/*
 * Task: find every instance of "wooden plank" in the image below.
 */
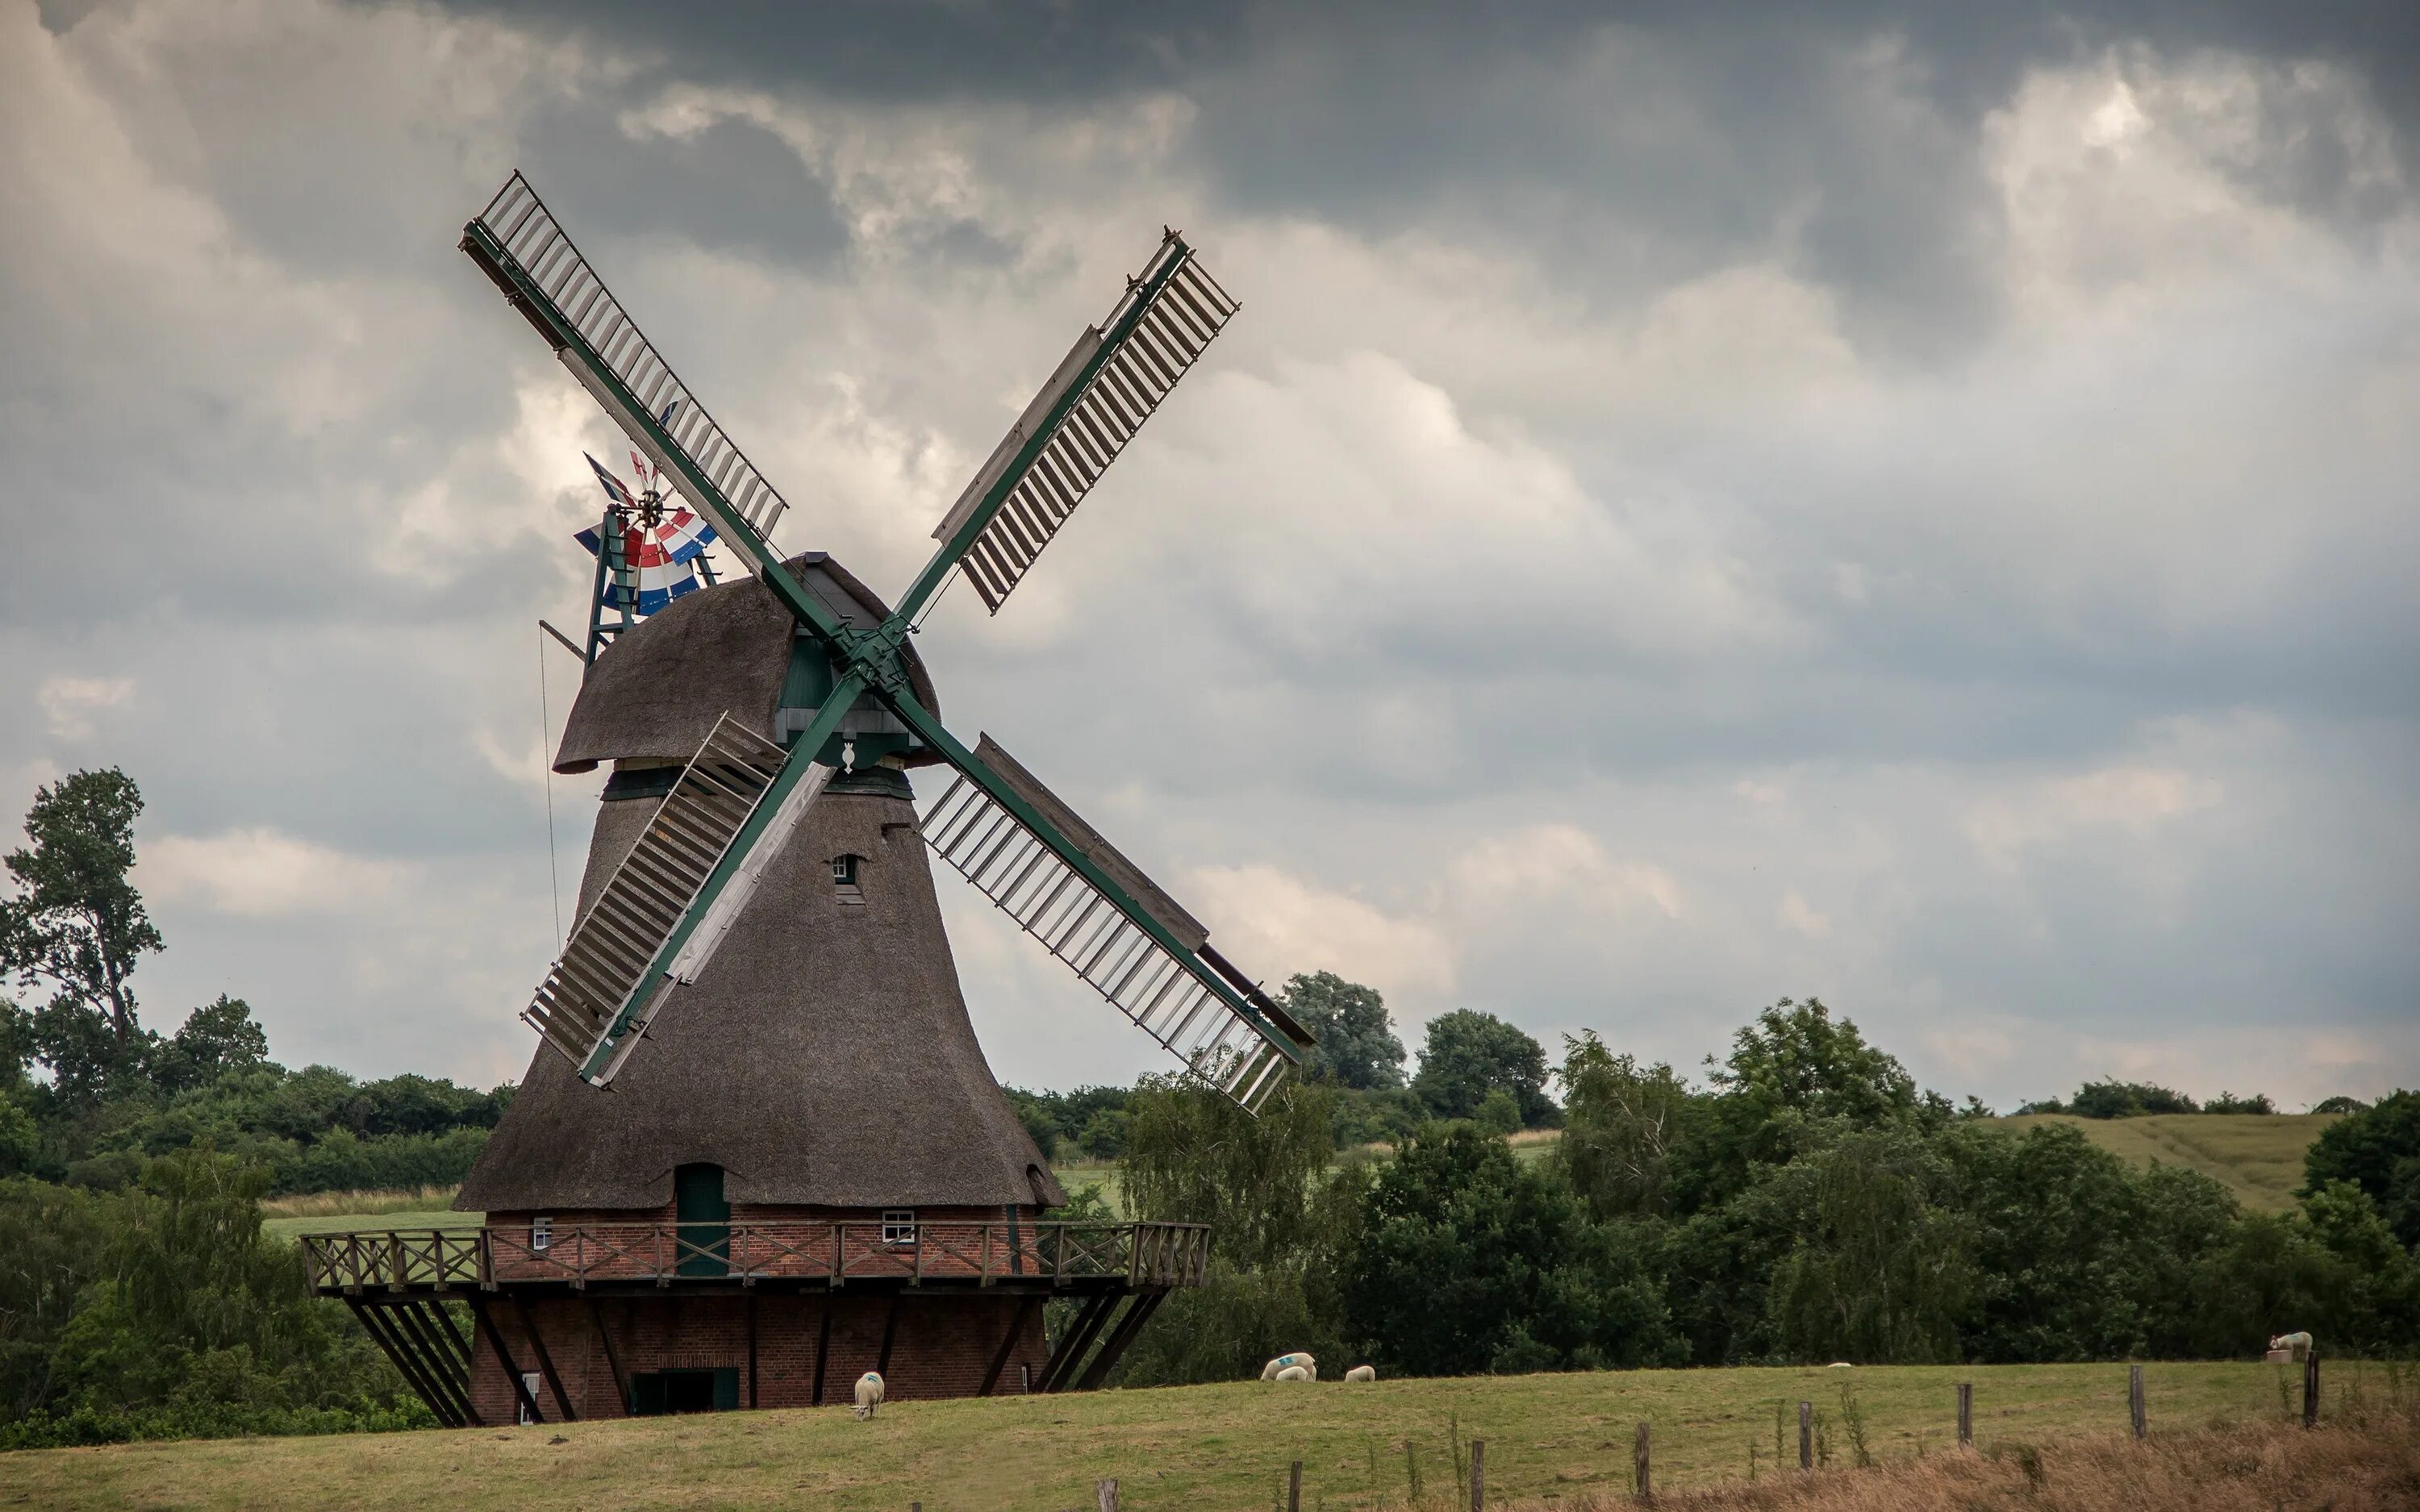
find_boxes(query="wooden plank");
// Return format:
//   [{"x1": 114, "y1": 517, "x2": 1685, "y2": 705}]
[
  {"x1": 1074, "y1": 1291, "x2": 1163, "y2": 1391},
  {"x1": 391, "y1": 1301, "x2": 476, "y2": 1427},
  {"x1": 348, "y1": 1299, "x2": 461, "y2": 1428}
]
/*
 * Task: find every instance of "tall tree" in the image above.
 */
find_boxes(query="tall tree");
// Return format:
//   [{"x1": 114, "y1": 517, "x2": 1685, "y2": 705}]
[
  {"x1": 1555, "y1": 1031, "x2": 1694, "y2": 1218},
  {"x1": 1279, "y1": 973, "x2": 1405, "y2": 1090},
  {"x1": 2304, "y1": 1089, "x2": 2420, "y2": 1249},
  {"x1": 0, "y1": 770, "x2": 163, "y2": 1097},
  {"x1": 1410, "y1": 1009, "x2": 1554, "y2": 1125}
]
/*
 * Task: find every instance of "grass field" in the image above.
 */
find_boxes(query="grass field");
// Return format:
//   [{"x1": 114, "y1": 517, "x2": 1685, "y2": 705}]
[
  {"x1": 1985, "y1": 1114, "x2": 2337, "y2": 1212},
  {"x1": 3, "y1": 1360, "x2": 2399, "y2": 1511}
]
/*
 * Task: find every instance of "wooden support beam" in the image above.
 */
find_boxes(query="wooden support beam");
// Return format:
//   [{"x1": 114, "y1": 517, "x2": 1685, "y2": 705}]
[
  {"x1": 391, "y1": 1300, "x2": 476, "y2": 1427},
  {"x1": 511, "y1": 1293, "x2": 578, "y2": 1422},
  {"x1": 427, "y1": 1297, "x2": 478, "y2": 1375},
  {"x1": 1074, "y1": 1290, "x2": 1165, "y2": 1392},
  {"x1": 875, "y1": 1293, "x2": 903, "y2": 1381},
  {"x1": 1040, "y1": 1291, "x2": 1118, "y2": 1393},
  {"x1": 980, "y1": 1296, "x2": 1039, "y2": 1397},
  {"x1": 349, "y1": 1298, "x2": 461, "y2": 1427},
  {"x1": 587, "y1": 1297, "x2": 628, "y2": 1415},
  {"x1": 811, "y1": 1297, "x2": 833, "y2": 1406},
  {"x1": 471, "y1": 1297, "x2": 545, "y2": 1425}
]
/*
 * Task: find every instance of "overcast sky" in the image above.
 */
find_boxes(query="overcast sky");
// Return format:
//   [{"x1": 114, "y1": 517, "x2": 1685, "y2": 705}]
[{"x1": 4, "y1": 0, "x2": 2415, "y2": 1109}]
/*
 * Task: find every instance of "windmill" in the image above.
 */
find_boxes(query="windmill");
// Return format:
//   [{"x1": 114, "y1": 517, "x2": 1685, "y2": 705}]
[
  {"x1": 465, "y1": 171, "x2": 1311, "y2": 1109},
  {"x1": 568, "y1": 444, "x2": 720, "y2": 663},
  {"x1": 299, "y1": 173, "x2": 1318, "y2": 1426}
]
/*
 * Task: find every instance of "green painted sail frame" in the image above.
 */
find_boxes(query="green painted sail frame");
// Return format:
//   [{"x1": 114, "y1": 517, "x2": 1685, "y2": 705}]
[{"x1": 462, "y1": 176, "x2": 1307, "y2": 1098}]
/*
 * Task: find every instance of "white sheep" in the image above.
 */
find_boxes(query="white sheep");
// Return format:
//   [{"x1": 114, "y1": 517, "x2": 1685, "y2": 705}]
[
  {"x1": 2269, "y1": 1331, "x2": 2314, "y2": 1360},
  {"x1": 1259, "y1": 1352, "x2": 1316, "y2": 1381},
  {"x1": 852, "y1": 1371, "x2": 884, "y2": 1419},
  {"x1": 1343, "y1": 1364, "x2": 1376, "y2": 1382},
  {"x1": 1274, "y1": 1365, "x2": 1312, "y2": 1382}
]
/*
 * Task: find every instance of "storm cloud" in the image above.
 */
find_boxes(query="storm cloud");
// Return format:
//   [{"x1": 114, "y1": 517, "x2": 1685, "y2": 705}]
[{"x1": 2, "y1": 0, "x2": 2414, "y2": 1106}]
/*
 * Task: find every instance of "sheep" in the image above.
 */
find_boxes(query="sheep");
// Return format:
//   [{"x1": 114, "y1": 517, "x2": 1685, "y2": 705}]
[
  {"x1": 1259, "y1": 1352, "x2": 1316, "y2": 1381},
  {"x1": 1274, "y1": 1365, "x2": 1312, "y2": 1382},
  {"x1": 1827, "y1": 1361, "x2": 1855, "y2": 1368},
  {"x1": 851, "y1": 1371, "x2": 884, "y2": 1419},
  {"x1": 2269, "y1": 1331, "x2": 2314, "y2": 1361},
  {"x1": 1343, "y1": 1365, "x2": 1376, "y2": 1382}
]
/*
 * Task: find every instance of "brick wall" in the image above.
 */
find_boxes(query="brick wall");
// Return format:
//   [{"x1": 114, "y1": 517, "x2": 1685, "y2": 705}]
[{"x1": 463, "y1": 1290, "x2": 1050, "y2": 1424}]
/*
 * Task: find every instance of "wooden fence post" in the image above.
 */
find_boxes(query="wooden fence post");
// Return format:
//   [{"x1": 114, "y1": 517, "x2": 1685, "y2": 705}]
[
  {"x1": 1957, "y1": 1381, "x2": 1972, "y2": 1447},
  {"x1": 1095, "y1": 1477, "x2": 1120, "y2": 1512},
  {"x1": 1798, "y1": 1400, "x2": 1813, "y2": 1470},
  {"x1": 1470, "y1": 1439, "x2": 1485, "y2": 1510},
  {"x1": 1288, "y1": 1460, "x2": 1302, "y2": 1512},
  {"x1": 1634, "y1": 1421, "x2": 1651, "y2": 1501},
  {"x1": 2129, "y1": 1365, "x2": 2146, "y2": 1439},
  {"x1": 2303, "y1": 1350, "x2": 2320, "y2": 1429}
]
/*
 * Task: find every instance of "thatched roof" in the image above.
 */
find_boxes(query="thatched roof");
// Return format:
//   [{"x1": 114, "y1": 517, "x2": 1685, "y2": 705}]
[
  {"x1": 457, "y1": 778, "x2": 1066, "y2": 1212},
  {"x1": 554, "y1": 554, "x2": 940, "y2": 775}
]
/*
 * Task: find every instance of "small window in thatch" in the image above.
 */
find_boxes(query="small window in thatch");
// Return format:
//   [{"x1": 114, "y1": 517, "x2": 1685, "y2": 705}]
[
  {"x1": 832, "y1": 853, "x2": 866, "y2": 904},
  {"x1": 881, "y1": 1209, "x2": 917, "y2": 1246}
]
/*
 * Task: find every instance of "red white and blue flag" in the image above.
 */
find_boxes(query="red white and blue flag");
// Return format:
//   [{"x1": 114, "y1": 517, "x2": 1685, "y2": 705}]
[{"x1": 573, "y1": 452, "x2": 719, "y2": 618}]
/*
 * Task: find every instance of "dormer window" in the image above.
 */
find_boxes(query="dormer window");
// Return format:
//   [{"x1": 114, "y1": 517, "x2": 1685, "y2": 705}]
[{"x1": 832, "y1": 854, "x2": 865, "y2": 904}]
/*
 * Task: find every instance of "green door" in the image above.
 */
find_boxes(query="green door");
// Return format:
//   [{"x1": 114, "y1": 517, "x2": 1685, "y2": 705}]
[{"x1": 674, "y1": 1163, "x2": 729, "y2": 1277}]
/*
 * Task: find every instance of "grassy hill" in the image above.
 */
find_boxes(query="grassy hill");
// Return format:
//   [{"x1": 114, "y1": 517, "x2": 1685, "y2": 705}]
[
  {"x1": 0, "y1": 1360, "x2": 2375, "y2": 1510},
  {"x1": 1985, "y1": 1113, "x2": 2337, "y2": 1212}
]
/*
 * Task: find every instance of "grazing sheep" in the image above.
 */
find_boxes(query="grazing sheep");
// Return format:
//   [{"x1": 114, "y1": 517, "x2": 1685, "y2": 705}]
[
  {"x1": 1259, "y1": 1352, "x2": 1317, "y2": 1381},
  {"x1": 1274, "y1": 1365, "x2": 1312, "y2": 1382},
  {"x1": 2270, "y1": 1331, "x2": 2314, "y2": 1360},
  {"x1": 1343, "y1": 1365, "x2": 1376, "y2": 1382},
  {"x1": 852, "y1": 1371, "x2": 884, "y2": 1419}
]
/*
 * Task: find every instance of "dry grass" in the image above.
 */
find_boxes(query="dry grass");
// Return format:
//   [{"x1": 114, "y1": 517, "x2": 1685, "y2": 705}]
[
  {"x1": 258, "y1": 1185, "x2": 461, "y2": 1218},
  {"x1": 1987, "y1": 1114, "x2": 2337, "y2": 1212},
  {"x1": 1500, "y1": 1411, "x2": 2420, "y2": 1512},
  {"x1": 8, "y1": 1361, "x2": 2401, "y2": 1511}
]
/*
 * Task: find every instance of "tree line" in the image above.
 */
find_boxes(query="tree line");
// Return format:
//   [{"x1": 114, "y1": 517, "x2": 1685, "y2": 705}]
[
  {"x1": 0, "y1": 770, "x2": 510, "y2": 1198},
  {"x1": 1107, "y1": 987, "x2": 2420, "y2": 1385}
]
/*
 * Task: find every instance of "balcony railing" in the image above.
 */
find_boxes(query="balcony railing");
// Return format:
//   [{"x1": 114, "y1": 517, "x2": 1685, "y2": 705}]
[{"x1": 301, "y1": 1221, "x2": 1210, "y2": 1294}]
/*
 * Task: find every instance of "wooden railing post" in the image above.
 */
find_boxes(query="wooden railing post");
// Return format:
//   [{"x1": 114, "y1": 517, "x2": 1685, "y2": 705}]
[
  {"x1": 1634, "y1": 1422, "x2": 1649, "y2": 1501},
  {"x1": 1957, "y1": 1381, "x2": 1972, "y2": 1447},
  {"x1": 2129, "y1": 1364, "x2": 2146, "y2": 1439},
  {"x1": 1471, "y1": 1438, "x2": 1486, "y2": 1510},
  {"x1": 2303, "y1": 1349, "x2": 2321, "y2": 1428}
]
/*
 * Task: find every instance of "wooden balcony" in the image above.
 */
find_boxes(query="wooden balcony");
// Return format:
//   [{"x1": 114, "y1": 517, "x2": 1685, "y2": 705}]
[{"x1": 302, "y1": 1220, "x2": 1211, "y2": 1297}]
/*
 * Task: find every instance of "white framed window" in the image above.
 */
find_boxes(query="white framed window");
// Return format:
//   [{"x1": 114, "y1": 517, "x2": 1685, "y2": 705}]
[
  {"x1": 518, "y1": 1371, "x2": 543, "y2": 1425},
  {"x1": 530, "y1": 1215, "x2": 553, "y2": 1252},
  {"x1": 881, "y1": 1208, "x2": 917, "y2": 1246},
  {"x1": 832, "y1": 854, "x2": 865, "y2": 903}
]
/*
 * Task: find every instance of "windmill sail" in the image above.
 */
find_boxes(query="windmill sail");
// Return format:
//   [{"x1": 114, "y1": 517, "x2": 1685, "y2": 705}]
[
  {"x1": 463, "y1": 173, "x2": 791, "y2": 556},
  {"x1": 526, "y1": 715, "x2": 828, "y2": 1085},
  {"x1": 928, "y1": 232, "x2": 1240, "y2": 614},
  {"x1": 916, "y1": 735, "x2": 1308, "y2": 1112}
]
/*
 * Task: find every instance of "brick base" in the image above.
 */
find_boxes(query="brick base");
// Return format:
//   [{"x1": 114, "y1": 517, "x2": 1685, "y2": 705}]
[{"x1": 465, "y1": 1292, "x2": 1049, "y2": 1423}]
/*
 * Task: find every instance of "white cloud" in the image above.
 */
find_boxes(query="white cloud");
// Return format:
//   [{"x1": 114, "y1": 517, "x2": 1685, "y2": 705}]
[
  {"x1": 1966, "y1": 765, "x2": 2225, "y2": 864},
  {"x1": 137, "y1": 828, "x2": 407, "y2": 917},
  {"x1": 1183, "y1": 862, "x2": 1457, "y2": 1006},
  {"x1": 37, "y1": 676, "x2": 133, "y2": 739},
  {"x1": 1778, "y1": 890, "x2": 1831, "y2": 939}
]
